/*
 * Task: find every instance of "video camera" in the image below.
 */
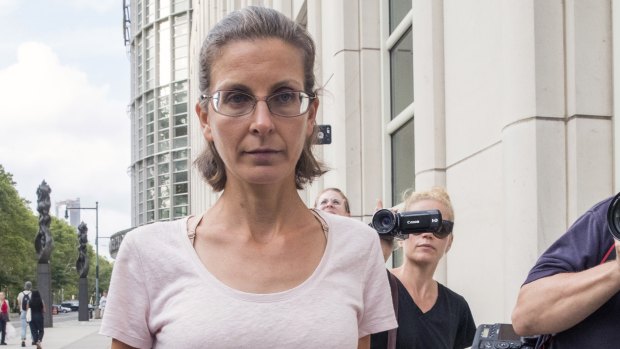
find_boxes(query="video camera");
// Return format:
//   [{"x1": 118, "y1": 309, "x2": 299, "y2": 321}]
[
  {"x1": 607, "y1": 192, "x2": 620, "y2": 240},
  {"x1": 370, "y1": 209, "x2": 451, "y2": 238}
]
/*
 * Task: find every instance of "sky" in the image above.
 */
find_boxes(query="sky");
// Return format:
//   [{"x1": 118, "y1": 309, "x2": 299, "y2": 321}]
[{"x1": 0, "y1": 0, "x2": 131, "y2": 260}]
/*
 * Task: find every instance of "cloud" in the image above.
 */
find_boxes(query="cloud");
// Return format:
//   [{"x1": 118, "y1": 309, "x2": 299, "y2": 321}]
[
  {"x1": 54, "y1": 0, "x2": 119, "y2": 13},
  {"x1": 0, "y1": 0, "x2": 17, "y2": 16},
  {"x1": 0, "y1": 42, "x2": 130, "y2": 258}
]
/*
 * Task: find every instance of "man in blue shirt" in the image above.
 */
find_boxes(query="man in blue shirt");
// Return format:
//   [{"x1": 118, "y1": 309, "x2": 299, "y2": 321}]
[{"x1": 512, "y1": 196, "x2": 620, "y2": 348}]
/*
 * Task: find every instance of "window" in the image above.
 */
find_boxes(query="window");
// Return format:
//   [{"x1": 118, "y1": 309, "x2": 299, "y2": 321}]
[
  {"x1": 383, "y1": 0, "x2": 415, "y2": 267},
  {"x1": 145, "y1": 92, "x2": 155, "y2": 156},
  {"x1": 389, "y1": 0, "x2": 411, "y2": 33},
  {"x1": 173, "y1": 14, "x2": 189, "y2": 80},
  {"x1": 159, "y1": 0, "x2": 171, "y2": 18},
  {"x1": 390, "y1": 28, "x2": 413, "y2": 119},
  {"x1": 391, "y1": 119, "x2": 415, "y2": 204},
  {"x1": 145, "y1": 28, "x2": 155, "y2": 90},
  {"x1": 145, "y1": 0, "x2": 155, "y2": 25},
  {"x1": 158, "y1": 20, "x2": 171, "y2": 85}
]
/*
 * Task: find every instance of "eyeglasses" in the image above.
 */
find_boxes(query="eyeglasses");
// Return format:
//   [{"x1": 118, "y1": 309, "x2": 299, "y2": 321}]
[
  {"x1": 405, "y1": 220, "x2": 454, "y2": 240},
  {"x1": 200, "y1": 90, "x2": 316, "y2": 117}
]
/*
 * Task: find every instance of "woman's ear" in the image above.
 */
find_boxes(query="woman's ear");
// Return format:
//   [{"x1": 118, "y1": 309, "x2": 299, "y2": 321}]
[
  {"x1": 444, "y1": 234, "x2": 454, "y2": 254},
  {"x1": 305, "y1": 98, "x2": 319, "y2": 138},
  {"x1": 196, "y1": 102, "x2": 213, "y2": 142}
]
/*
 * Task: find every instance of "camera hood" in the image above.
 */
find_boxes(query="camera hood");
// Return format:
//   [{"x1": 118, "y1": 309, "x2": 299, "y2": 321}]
[{"x1": 607, "y1": 192, "x2": 620, "y2": 240}]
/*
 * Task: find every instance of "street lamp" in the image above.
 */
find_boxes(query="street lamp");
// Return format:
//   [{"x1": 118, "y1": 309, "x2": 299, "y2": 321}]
[{"x1": 65, "y1": 201, "x2": 99, "y2": 312}]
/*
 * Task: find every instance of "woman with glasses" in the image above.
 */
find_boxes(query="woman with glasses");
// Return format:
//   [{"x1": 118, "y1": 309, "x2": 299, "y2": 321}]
[
  {"x1": 101, "y1": 6, "x2": 396, "y2": 349},
  {"x1": 314, "y1": 187, "x2": 351, "y2": 217},
  {"x1": 371, "y1": 187, "x2": 476, "y2": 349}
]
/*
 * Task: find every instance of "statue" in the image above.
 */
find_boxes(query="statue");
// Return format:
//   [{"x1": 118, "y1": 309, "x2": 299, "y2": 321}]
[
  {"x1": 35, "y1": 180, "x2": 54, "y2": 263},
  {"x1": 76, "y1": 222, "x2": 89, "y2": 278}
]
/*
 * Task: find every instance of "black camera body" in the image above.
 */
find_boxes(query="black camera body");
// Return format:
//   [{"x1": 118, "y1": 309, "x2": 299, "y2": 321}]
[
  {"x1": 472, "y1": 323, "x2": 537, "y2": 349},
  {"x1": 371, "y1": 209, "x2": 442, "y2": 236},
  {"x1": 607, "y1": 191, "x2": 620, "y2": 240}
]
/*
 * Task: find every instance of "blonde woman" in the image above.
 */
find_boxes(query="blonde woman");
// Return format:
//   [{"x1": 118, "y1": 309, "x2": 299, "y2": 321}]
[{"x1": 373, "y1": 187, "x2": 476, "y2": 349}]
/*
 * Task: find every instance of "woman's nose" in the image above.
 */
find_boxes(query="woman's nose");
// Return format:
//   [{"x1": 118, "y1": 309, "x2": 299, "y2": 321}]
[{"x1": 250, "y1": 100, "x2": 274, "y2": 135}]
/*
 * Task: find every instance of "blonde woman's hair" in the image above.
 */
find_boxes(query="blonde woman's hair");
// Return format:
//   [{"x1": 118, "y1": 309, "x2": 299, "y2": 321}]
[{"x1": 403, "y1": 186, "x2": 454, "y2": 221}]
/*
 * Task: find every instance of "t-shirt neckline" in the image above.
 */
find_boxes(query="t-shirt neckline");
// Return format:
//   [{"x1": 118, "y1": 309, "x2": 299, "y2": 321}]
[{"x1": 182, "y1": 210, "x2": 332, "y2": 303}]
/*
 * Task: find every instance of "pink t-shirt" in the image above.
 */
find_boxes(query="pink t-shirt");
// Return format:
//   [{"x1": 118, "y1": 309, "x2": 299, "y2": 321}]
[{"x1": 100, "y1": 211, "x2": 397, "y2": 348}]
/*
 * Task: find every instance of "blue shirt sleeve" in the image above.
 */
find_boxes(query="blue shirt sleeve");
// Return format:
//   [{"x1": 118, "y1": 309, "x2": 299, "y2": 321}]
[{"x1": 524, "y1": 197, "x2": 616, "y2": 285}]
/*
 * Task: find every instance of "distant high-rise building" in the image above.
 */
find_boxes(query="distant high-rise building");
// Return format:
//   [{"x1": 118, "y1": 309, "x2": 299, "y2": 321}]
[
  {"x1": 55, "y1": 198, "x2": 81, "y2": 228},
  {"x1": 124, "y1": 0, "x2": 192, "y2": 226}
]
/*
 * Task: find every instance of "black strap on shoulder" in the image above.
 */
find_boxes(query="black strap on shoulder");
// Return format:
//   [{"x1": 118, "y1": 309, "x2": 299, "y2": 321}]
[{"x1": 387, "y1": 271, "x2": 399, "y2": 349}]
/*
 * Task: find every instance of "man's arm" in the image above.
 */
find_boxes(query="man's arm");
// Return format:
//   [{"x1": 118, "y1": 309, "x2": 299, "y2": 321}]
[{"x1": 512, "y1": 241, "x2": 620, "y2": 336}]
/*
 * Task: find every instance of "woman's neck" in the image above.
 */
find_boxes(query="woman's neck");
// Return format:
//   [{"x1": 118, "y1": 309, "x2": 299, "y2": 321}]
[
  {"x1": 393, "y1": 260, "x2": 438, "y2": 295},
  {"x1": 204, "y1": 182, "x2": 312, "y2": 242}
]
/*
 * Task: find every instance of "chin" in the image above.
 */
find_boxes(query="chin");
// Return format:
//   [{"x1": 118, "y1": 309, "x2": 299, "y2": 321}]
[{"x1": 237, "y1": 166, "x2": 294, "y2": 184}]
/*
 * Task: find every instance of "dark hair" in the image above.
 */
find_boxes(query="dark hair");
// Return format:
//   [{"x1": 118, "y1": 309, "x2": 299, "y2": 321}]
[
  {"x1": 194, "y1": 6, "x2": 327, "y2": 192},
  {"x1": 29, "y1": 290, "x2": 44, "y2": 312}
]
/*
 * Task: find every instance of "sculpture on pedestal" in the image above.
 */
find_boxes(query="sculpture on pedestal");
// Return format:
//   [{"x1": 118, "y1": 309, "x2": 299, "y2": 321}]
[
  {"x1": 34, "y1": 180, "x2": 54, "y2": 327},
  {"x1": 76, "y1": 222, "x2": 89, "y2": 278},
  {"x1": 35, "y1": 181, "x2": 53, "y2": 263}
]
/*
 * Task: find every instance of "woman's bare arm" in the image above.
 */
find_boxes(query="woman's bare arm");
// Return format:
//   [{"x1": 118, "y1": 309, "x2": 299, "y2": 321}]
[
  {"x1": 111, "y1": 339, "x2": 139, "y2": 349},
  {"x1": 358, "y1": 335, "x2": 370, "y2": 349}
]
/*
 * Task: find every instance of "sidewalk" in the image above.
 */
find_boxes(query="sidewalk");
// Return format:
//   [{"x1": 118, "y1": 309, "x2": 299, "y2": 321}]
[{"x1": 3, "y1": 318, "x2": 110, "y2": 349}]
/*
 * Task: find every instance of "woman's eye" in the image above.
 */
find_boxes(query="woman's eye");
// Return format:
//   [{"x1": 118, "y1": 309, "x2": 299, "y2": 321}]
[
  {"x1": 273, "y1": 92, "x2": 296, "y2": 104},
  {"x1": 224, "y1": 92, "x2": 252, "y2": 105}
]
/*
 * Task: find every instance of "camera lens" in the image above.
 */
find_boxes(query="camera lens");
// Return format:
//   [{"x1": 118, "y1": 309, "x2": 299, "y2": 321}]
[
  {"x1": 607, "y1": 192, "x2": 620, "y2": 240},
  {"x1": 372, "y1": 209, "x2": 397, "y2": 235}
]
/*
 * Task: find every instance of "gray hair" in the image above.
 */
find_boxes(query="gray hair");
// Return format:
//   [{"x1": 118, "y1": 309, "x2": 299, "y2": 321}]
[
  {"x1": 25, "y1": 281, "x2": 32, "y2": 290},
  {"x1": 195, "y1": 6, "x2": 326, "y2": 192}
]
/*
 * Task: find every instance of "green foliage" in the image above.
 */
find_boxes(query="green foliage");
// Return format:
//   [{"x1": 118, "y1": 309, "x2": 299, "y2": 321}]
[
  {"x1": 0, "y1": 165, "x2": 38, "y2": 299},
  {"x1": 0, "y1": 164, "x2": 114, "y2": 307}
]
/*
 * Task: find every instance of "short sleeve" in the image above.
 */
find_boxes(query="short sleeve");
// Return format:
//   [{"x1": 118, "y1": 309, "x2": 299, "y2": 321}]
[
  {"x1": 358, "y1": 236, "x2": 398, "y2": 337},
  {"x1": 99, "y1": 231, "x2": 153, "y2": 348},
  {"x1": 524, "y1": 201, "x2": 615, "y2": 285},
  {"x1": 455, "y1": 297, "x2": 476, "y2": 349}
]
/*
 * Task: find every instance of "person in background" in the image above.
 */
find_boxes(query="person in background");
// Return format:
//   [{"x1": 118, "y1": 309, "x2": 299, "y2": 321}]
[
  {"x1": 0, "y1": 292, "x2": 8, "y2": 345},
  {"x1": 372, "y1": 187, "x2": 476, "y2": 349},
  {"x1": 369, "y1": 199, "x2": 399, "y2": 349},
  {"x1": 98, "y1": 291, "x2": 107, "y2": 317},
  {"x1": 27, "y1": 291, "x2": 44, "y2": 349},
  {"x1": 315, "y1": 187, "x2": 351, "y2": 217},
  {"x1": 100, "y1": 6, "x2": 396, "y2": 349},
  {"x1": 16, "y1": 281, "x2": 32, "y2": 347},
  {"x1": 511, "y1": 195, "x2": 620, "y2": 348},
  {"x1": 315, "y1": 190, "x2": 400, "y2": 349}
]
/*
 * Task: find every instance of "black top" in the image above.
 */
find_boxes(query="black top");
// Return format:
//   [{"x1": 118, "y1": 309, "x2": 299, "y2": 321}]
[{"x1": 371, "y1": 276, "x2": 476, "y2": 349}]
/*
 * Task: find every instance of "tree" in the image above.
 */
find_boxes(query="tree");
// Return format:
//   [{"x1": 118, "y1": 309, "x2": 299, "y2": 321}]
[
  {"x1": 0, "y1": 165, "x2": 38, "y2": 303},
  {"x1": 0, "y1": 164, "x2": 114, "y2": 306}
]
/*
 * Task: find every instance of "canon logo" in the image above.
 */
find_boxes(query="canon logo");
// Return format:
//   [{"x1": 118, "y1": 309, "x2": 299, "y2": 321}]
[{"x1": 406, "y1": 220, "x2": 420, "y2": 224}]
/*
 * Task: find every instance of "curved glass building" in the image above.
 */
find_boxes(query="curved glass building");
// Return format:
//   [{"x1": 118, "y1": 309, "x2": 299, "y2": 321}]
[{"x1": 124, "y1": 0, "x2": 192, "y2": 226}]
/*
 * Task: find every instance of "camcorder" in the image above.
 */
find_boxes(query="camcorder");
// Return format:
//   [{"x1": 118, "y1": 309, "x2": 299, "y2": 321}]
[
  {"x1": 607, "y1": 191, "x2": 620, "y2": 240},
  {"x1": 370, "y1": 209, "x2": 453, "y2": 238}
]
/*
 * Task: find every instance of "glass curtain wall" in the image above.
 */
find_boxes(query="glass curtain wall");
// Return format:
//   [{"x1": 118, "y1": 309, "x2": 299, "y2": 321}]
[{"x1": 128, "y1": 0, "x2": 191, "y2": 226}]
